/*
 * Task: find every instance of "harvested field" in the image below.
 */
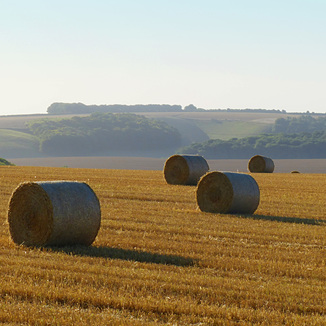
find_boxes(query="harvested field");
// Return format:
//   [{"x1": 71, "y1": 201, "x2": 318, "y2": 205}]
[{"x1": 0, "y1": 166, "x2": 325, "y2": 325}]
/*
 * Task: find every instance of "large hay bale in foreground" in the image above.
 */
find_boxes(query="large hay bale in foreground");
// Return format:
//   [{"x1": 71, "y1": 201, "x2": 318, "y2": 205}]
[
  {"x1": 248, "y1": 155, "x2": 274, "y2": 173},
  {"x1": 163, "y1": 154, "x2": 209, "y2": 185},
  {"x1": 196, "y1": 171, "x2": 260, "y2": 214},
  {"x1": 8, "y1": 181, "x2": 101, "y2": 247}
]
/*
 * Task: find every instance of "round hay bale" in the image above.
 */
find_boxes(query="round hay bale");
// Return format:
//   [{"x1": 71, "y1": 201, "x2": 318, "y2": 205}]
[
  {"x1": 196, "y1": 171, "x2": 260, "y2": 214},
  {"x1": 163, "y1": 154, "x2": 209, "y2": 185},
  {"x1": 248, "y1": 155, "x2": 274, "y2": 173},
  {"x1": 8, "y1": 181, "x2": 101, "y2": 247}
]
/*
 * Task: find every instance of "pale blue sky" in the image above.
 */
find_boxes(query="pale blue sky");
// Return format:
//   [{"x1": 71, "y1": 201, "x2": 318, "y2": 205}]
[{"x1": 1, "y1": 0, "x2": 326, "y2": 115}]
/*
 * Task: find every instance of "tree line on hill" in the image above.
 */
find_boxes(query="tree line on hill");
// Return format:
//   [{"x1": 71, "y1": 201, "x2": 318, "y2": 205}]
[
  {"x1": 27, "y1": 113, "x2": 181, "y2": 156},
  {"x1": 178, "y1": 131, "x2": 326, "y2": 159},
  {"x1": 272, "y1": 115, "x2": 326, "y2": 133},
  {"x1": 47, "y1": 102, "x2": 288, "y2": 114},
  {"x1": 47, "y1": 103, "x2": 183, "y2": 114}
]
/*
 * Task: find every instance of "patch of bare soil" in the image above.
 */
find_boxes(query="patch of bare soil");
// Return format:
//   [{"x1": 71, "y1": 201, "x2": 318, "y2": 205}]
[{"x1": 9, "y1": 157, "x2": 326, "y2": 173}]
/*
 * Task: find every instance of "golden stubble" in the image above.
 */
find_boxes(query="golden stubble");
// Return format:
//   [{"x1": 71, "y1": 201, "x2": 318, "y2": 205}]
[{"x1": 0, "y1": 166, "x2": 325, "y2": 325}]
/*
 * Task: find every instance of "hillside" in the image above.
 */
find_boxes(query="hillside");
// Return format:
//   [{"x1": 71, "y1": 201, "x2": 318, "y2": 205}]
[
  {"x1": 0, "y1": 110, "x2": 322, "y2": 159},
  {"x1": 0, "y1": 111, "x2": 299, "y2": 157},
  {"x1": 139, "y1": 111, "x2": 301, "y2": 141},
  {"x1": 0, "y1": 166, "x2": 325, "y2": 324},
  {"x1": 0, "y1": 129, "x2": 40, "y2": 158},
  {"x1": 27, "y1": 113, "x2": 182, "y2": 156}
]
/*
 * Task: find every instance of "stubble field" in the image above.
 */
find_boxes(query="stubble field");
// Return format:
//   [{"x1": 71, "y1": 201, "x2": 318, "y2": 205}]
[{"x1": 0, "y1": 166, "x2": 325, "y2": 325}]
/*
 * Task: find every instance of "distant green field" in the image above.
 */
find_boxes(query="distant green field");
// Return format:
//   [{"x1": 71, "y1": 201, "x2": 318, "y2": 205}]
[
  {"x1": 155, "y1": 116, "x2": 271, "y2": 142},
  {"x1": 193, "y1": 119, "x2": 271, "y2": 140},
  {"x1": 142, "y1": 111, "x2": 290, "y2": 141},
  {"x1": 0, "y1": 129, "x2": 40, "y2": 158}
]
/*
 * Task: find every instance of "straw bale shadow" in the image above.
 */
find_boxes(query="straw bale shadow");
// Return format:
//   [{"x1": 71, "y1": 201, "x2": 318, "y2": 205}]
[
  {"x1": 244, "y1": 214, "x2": 326, "y2": 225},
  {"x1": 49, "y1": 246, "x2": 197, "y2": 267}
]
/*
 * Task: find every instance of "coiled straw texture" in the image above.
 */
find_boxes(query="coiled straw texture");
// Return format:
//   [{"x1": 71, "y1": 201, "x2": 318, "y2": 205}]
[
  {"x1": 164, "y1": 154, "x2": 209, "y2": 185},
  {"x1": 8, "y1": 181, "x2": 101, "y2": 247},
  {"x1": 196, "y1": 171, "x2": 260, "y2": 214},
  {"x1": 248, "y1": 155, "x2": 274, "y2": 173}
]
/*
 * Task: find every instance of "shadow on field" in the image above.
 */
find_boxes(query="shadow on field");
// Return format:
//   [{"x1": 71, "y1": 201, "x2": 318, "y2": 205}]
[
  {"x1": 49, "y1": 246, "x2": 197, "y2": 267},
  {"x1": 248, "y1": 215, "x2": 326, "y2": 225}
]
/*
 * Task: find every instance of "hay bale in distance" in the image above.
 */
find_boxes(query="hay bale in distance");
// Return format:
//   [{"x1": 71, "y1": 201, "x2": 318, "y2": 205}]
[
  {"x1": 8, "y1": 181, "x2": 101, "y2": 247},
  {"x1": 163, "y1": 154, "x2": 209, "y2": 185},
  {"x1": 248, "y1": 155, "x2": 274, "y2": 173},
  {"x1": 196, "y1": 171, "x2": 260, "y2": 214}
]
